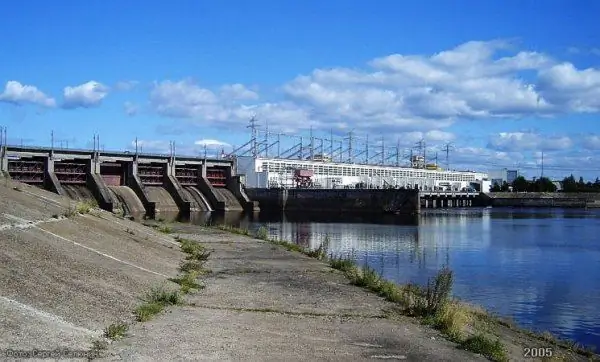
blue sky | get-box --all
[1,1,600,179]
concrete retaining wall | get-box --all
[227,175,259,212]
[484,192,600,208]
[246,188,420,215]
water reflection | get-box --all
[154,207,600,349]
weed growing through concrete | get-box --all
[170,271,204,294]
[216,224,251,236]
[134,286,181,322]
[171,236,211,294]
[154,224,173,234]
[459,335,508,362]
[63,200,98,217]
[103,322,129,340]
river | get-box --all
[173,207,600,350]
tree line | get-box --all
[490,175,600,193]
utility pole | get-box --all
[443,142,452,170]
[135,137,138,155]
[541,151,544,178]
[435,152,438,168]
[203,144,207,159]
[51,130,54,151]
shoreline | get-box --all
[202,223,598,361]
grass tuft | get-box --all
[169,271,204,294]
[134,286,182,322]
[63,200,98,217]
[459,335,508,362]
[134,302,164,322]
[103,322,128,340]
[154,224,173,234]
[254,226,269,240]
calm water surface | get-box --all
[178,207,600,349]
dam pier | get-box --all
[0,145,258,219]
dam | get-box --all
[0,145,259,219]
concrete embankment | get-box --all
[484,192,600,208]
[0,180,183,354]
[246,188,420,214]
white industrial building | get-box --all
[235,156,489,191]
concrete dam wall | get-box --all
[107,186,147,216]
[181,186,212,212]
[0,146,259,219]
[246,188,420,215]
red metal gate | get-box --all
[206,168,227,187]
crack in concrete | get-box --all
[187,303,386,319]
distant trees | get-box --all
[561,174,600,193]
[509,176,557,192]
[489,174,600,193]
[490,181,510,192]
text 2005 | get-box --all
[524,347,553,358]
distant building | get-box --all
[506,170,518,184]
[488,168,519,186]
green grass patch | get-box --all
[103,322,128,340]
[134,302,164,322]
[255,226,269,240]
[177,237,211,261]
[134,286,182,322]
[169,271,204,294]
[459,335,508,362]
[154,224,173,234]
[62,200,98,217]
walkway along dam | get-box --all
[0,146,259,219]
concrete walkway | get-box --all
[104,225,484,362]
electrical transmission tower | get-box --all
[442,142,454,170]
[247,116,259,158]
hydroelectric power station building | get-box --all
[227,119,491,192]
[236,155,488,191]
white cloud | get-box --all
[148,40,600,136]
[63,81,109,109]
[123,101,138,116]
[150,79,219,118]
[194,139,231,148]
[537,63,600,112]
[219,84,259,100]
[0,81,56,107]
[488,132,572,151]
